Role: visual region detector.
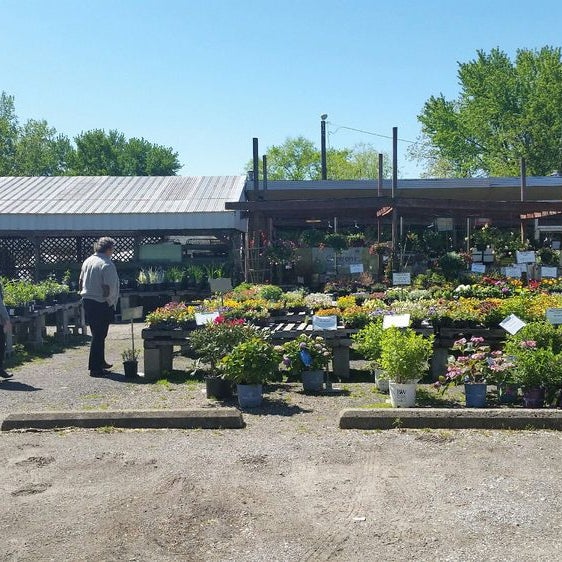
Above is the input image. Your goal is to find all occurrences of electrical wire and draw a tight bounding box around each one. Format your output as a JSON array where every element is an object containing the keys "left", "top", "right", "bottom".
[{"left": 328, "top": 122, "right": 416, "bottom": 144}]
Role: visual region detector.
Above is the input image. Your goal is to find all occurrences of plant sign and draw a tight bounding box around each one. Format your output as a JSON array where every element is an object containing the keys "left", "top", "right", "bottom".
[
  {"left": 382, "top": 314, "right": 410, "bottom": 329},
  {"left": 471, "top": 263, "right": 486, "bottom": 274},
  {"left": 312, "top": 315, "right": 337, "bottom": 330},
  {"left": 392, "top": 272, "right": 411, "bottom": 286},
  {"left": 300, "top": 348, "right": 313, "bottom": 368},
  {"left": 195, "top": 312, "right": 220, "bottom": 326},
  {"left": 499, "top": 313, "right": 526, "bottom": 335},
  {"left": 516, "top": 250, "right": 536, "bottom": 264},
  {"left": 546, "top": 308, "right": 562, "bottom": 325},
  {"left": 541, "top": 266, "right": 558, "bottom": 278}
]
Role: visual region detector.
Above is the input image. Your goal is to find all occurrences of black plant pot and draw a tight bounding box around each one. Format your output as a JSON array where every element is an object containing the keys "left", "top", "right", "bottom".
[
  {"left": 205, "top": 376, "right": 233, "bottom": 400},
  {"left": 123, "top": 360, "right": 138, "bottom": 378}
]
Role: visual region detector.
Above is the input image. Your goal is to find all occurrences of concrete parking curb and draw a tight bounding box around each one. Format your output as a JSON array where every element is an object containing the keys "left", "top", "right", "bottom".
[
  {"left": 339, "top": 408, "right": 562, "bottom": 430},
  {"left": 1, "top": 408, "right": 244, "bottom": 431}
]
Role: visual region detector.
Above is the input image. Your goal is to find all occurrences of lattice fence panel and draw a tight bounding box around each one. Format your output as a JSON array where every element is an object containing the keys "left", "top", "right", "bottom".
[
  {"left": 40, "top": 237, "right": 78, "bottom": 264},
  {"left": 0, "top": 237, "right": 35, "bottom": 279}
]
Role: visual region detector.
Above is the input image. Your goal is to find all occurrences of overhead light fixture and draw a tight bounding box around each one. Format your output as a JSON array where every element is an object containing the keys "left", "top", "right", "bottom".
[{"left": 305, "top": 219, "right": 321, "bottom": 223}]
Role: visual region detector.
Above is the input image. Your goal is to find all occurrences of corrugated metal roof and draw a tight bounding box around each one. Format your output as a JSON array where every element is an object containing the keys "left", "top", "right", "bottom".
[{"left": 0, "top": 175, "right": 247, "bottom": 232}]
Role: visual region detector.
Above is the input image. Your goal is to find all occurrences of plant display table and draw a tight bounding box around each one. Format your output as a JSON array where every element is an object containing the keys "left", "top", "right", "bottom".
[
  {"left": 141, "top": 312, "right": 358, "bottom": 380},
  {"left": 6, "top": 301, "right": 86, "bottom": 355}
]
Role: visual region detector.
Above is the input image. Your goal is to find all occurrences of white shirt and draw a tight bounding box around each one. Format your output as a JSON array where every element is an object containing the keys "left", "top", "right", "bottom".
[{"left": 79, "top": 252, "right": 120, "bottom": 308}]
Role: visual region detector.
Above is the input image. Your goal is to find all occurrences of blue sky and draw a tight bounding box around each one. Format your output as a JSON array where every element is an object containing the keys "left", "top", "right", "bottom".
[{"left": 2, "top": 0, "right": 562, "bottom": 178}]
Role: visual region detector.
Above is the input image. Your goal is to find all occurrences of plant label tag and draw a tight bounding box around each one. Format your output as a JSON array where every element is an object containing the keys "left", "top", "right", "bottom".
[
  {"left": 471, "top": 263, "right": 486, "bottom": 274},
  {"left": 546, "top": 308, "right": 562, "bottom": 324},
  {"left": 312, "top": 315, "right": 338, "bottom": 330},
  {"left": 392, "top": 272, "right": 411, "bottom": 285},
  {"left": 541, "top": 266, "right": 558, "bottom": 278},
  {"left": 195, "top": 312, "right": 219, "bottom": 326},
  {"left": 516, "top": 250, "right": 536, "bottom": 264},
  {"left": 499, "top": 314, "right": 526, "bottom": 335},
  {"left": 383, "top": 314, "right": 410, "bottom": 329},
  {"left": 504, "top": 266, "right": 521, "bottom": 278},
  {"left": 349, "top": 263, "right": 364, "bottom": 274},
  {"left": 121, "top": 306, "right": 144, "bottom": 321}
]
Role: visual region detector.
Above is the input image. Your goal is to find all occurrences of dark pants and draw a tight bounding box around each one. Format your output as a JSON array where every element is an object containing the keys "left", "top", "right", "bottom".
[
  {"left": 83, "top": 299, "right": 113, "bottom": 372},
  {"left": 0, "top": 326, "right": 5, "bottom": 370}
]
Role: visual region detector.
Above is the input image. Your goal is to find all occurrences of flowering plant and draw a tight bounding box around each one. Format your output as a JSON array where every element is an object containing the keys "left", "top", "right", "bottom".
[
  {"left": 145, "top": 301, "right": 196, "bottom": 329},
  {"left": 189, "top": 316, "right": 260, "bottom": 373},
  {"left": 438, "top": 336, "right": 513, "bottom": 389},
  {"left": 281, "top": 334, "right": 330, "bottom": 378}
]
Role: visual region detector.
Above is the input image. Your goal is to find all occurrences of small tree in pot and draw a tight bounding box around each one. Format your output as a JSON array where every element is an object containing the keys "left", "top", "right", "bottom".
[{"left": 380, "top": 327, "right": 434, "bottom": 407}]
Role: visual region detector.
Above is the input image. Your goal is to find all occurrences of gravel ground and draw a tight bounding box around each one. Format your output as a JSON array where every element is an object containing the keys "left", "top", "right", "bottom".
[{"left": 1, "top": 323, "right": 562, "bottom": 561}]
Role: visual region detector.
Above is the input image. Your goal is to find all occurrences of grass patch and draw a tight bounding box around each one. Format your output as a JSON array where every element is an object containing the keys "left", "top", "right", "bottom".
[{"left": 362, "top": 402, "right": 392, "bottom": 409}]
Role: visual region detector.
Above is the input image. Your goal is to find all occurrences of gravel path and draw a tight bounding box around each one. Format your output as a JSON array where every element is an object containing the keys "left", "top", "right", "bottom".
[{"left": 1, "top": 323, "right": 562, "bottom": 561}]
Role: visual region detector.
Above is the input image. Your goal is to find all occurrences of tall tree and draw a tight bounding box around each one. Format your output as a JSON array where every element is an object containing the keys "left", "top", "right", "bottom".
[
  {"left": 247, "top": 136, "right": 391, "bottom": 180},
  {"left": 0, "top": 92, "right": 18, "bottom": 175},
  {"left": 411, "top": 47, "right": 562, "bottom": 177},
  {"left": 0, "top": 91, "right": 182, "bottom": 177},
  {"left": 14, "top": 119, "right": 73, "bottom": 176},
  {"left": 72, "top": 129, "right": 181, "bottom": 176}
]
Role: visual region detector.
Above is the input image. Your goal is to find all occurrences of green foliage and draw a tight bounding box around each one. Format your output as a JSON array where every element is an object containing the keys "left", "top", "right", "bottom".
[
  {"left": 504, "top": 321, "right": 562, "bottom": 354},
  {"left": 247, "top": 136, "right": 391, "bottom": 180},
  {"left": 413, "top": 46, "right": 562, "bottom": 177},
  {"left": 438, "top": 252, "right": 466, "bottom": 280},
  {"left": 299, "top": 229, "right": 326, "bottom": 247},
  {"left": 189, "top": 318, "right": 260, "bottom": 371},
  {"left": 508, "top": 344, "right": 562, "bottom": 389},
  {"left": 324, "top": 233, "right": 349, "bottom": 253},
  {"left": 257, "top": 284, "right": 284, "bottom": 302},
  {"left": 352, "top": 321, "right": 385, "bottom": 365},
  {"left": 0, "top": 91, "right": 181, "bottom": 176},
  {"left": 220, "top": 336, "right": 282, "bottom": 384},
  {"left": 379, "top": 327, "right": 434, "bottom": 383},
  {"left": 121, "top": 348, "right": 140, "bottom": 362}
]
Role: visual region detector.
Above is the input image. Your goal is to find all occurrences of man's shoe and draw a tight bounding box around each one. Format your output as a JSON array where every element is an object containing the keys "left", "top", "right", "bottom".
[
  {"left": 89, "top": 370, "right": 106, "bottom": 378},
  {"left": 0, "top": 370, "right": 13, "bottom": 379},
  {"left": 103, "top": 362, "right": 113, "bottom": 369}
]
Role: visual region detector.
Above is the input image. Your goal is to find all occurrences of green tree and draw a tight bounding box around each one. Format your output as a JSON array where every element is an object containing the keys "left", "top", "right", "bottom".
[
  {"left": 411, "top": 46, "right": 562, "bottom": 177},
  {"left": 14, "top": 119, "right": 73, "bottom": 176},
  {"left": 0, "top": 92, "right": 18, "bottom": 175},
  {"left": 72, "top": 129, "right": 181, "bottom": 176},
  {"left": 0, "top": 91, "right": 182, "bottom": 177},
  {"left": 247, "top": 136, "right": 391, "bottom": 180}
]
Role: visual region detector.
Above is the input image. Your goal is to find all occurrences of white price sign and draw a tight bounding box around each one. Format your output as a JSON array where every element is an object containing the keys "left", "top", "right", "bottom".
[{"left": 392, "top": 272, "right": 411, "bottom": 286}]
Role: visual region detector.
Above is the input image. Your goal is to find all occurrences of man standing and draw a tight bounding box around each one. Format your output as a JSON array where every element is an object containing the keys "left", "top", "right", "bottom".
[
  {"left": 0, "top": 281, "right": 13, "bottom": 379},
  {"left": 79, "top": 237, "right": 120, "bottom": 377}
]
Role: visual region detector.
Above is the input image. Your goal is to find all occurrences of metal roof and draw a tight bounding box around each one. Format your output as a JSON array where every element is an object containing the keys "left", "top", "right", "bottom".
[
  {"left": 0, "top": 175, "right": 247, "bottom": 232},
  {"left": 266, "top": 176, "right": 562, "bottom": 191}
]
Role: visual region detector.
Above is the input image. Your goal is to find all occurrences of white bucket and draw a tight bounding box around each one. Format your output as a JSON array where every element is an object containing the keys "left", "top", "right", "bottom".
[{"left": 389, "top": 382, "right": 417, "bottom": 408}]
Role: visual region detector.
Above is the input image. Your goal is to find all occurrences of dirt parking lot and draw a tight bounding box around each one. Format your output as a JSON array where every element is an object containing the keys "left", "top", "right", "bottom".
[{"left": 1, "top": 323, "right": 562, "bottom": 561}]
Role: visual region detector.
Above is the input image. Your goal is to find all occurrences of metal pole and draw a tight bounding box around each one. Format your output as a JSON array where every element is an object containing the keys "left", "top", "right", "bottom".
[
  {"left": 262, "top": 155, "right": 268, "bottom": 191},
  {"left": 321, "top": 114, "right": 328, "bottom": 180},
  {"left": 520, "top": 157, "right": 526, "bottom": 243},
  {"left": 252, "top": 137, "right": 259, "bottom": 192},
  {"left": 378, "top": 153, "right": 383, "bottom": 196},
  {"left": 392, "top": 127, "right": 398, "bottom": 199}
]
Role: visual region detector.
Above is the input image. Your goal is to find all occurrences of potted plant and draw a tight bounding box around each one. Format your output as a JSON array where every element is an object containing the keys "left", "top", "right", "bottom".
[
  {"left": 505, "top": 340, "right": 562, "bottom": 408},
  {"left": 380, "top": 327, "right": 434, "bottom": 407},
  {"left": 219, "top": 336, "right": 282, "bottom": 408},
  {"left": 437, "top": 336, "right": 513, "bottom": 408},
  {"left": 121, "top": 348, "right": 140, "bottom": 378},
  {"left": 189, "top": 316, "right": 259, "bottom": 399},
  {"left": 352, "top": 320, "right": 387, "bottom": 391},
  {"left": 281, "top": 334, "right": 330, "bottom": 392}
]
